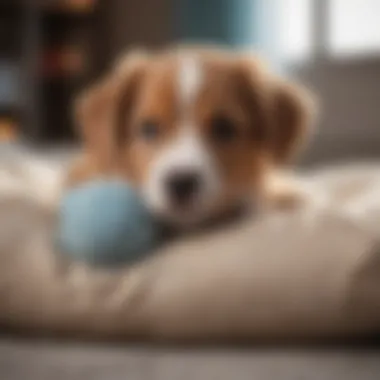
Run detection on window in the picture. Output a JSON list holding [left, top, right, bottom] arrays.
[[268, 0, 380, 62], [273, 0, 313, 62], [328, 0, 380, 58]]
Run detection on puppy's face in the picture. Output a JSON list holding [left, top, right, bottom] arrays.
[[76, 48, 314, 226]]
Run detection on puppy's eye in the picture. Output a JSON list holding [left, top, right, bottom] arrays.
[[138, 120, 160, 141], [209, 115, 238, 143]]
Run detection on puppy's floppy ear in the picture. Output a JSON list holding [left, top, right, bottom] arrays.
[[234, 54, 316, 165], [74, 51, 148, 170], [271, 78, 316, 164]]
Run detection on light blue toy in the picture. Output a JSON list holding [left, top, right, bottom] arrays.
[[57, 180, 159, 267]]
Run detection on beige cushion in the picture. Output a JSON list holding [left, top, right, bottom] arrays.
[[1, 150, 380, 341]]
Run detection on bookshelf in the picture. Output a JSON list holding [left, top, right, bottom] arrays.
[[0, 0, 100, 144]]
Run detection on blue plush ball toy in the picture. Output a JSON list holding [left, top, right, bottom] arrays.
[[58, 180, 159, 267]]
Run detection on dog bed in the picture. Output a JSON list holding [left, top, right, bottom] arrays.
[[1, 148, 380, 341]]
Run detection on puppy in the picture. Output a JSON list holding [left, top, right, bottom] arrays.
[[67, 46, 316, 227]]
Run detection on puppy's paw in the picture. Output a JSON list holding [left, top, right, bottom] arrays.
[[260, 173, 313, 212], [267, 185, 309, 210]]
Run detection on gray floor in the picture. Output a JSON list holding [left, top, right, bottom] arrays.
[[1, 338, 380, 380]]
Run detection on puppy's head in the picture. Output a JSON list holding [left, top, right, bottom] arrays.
[[76, 47, 315, 226]]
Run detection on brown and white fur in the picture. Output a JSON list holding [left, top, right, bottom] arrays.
[[67, 46, 316, 227]]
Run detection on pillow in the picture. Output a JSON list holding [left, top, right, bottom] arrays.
[[1, 154, 380, 341]]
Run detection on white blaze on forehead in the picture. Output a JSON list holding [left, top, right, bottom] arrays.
[[177, 54, 203, 111]]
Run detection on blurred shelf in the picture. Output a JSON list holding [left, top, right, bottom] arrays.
[[0, 0, 102, 143], [40, 47, 86, 79]]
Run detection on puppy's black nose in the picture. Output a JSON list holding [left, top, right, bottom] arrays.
[[166, 171, 201, 206]]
